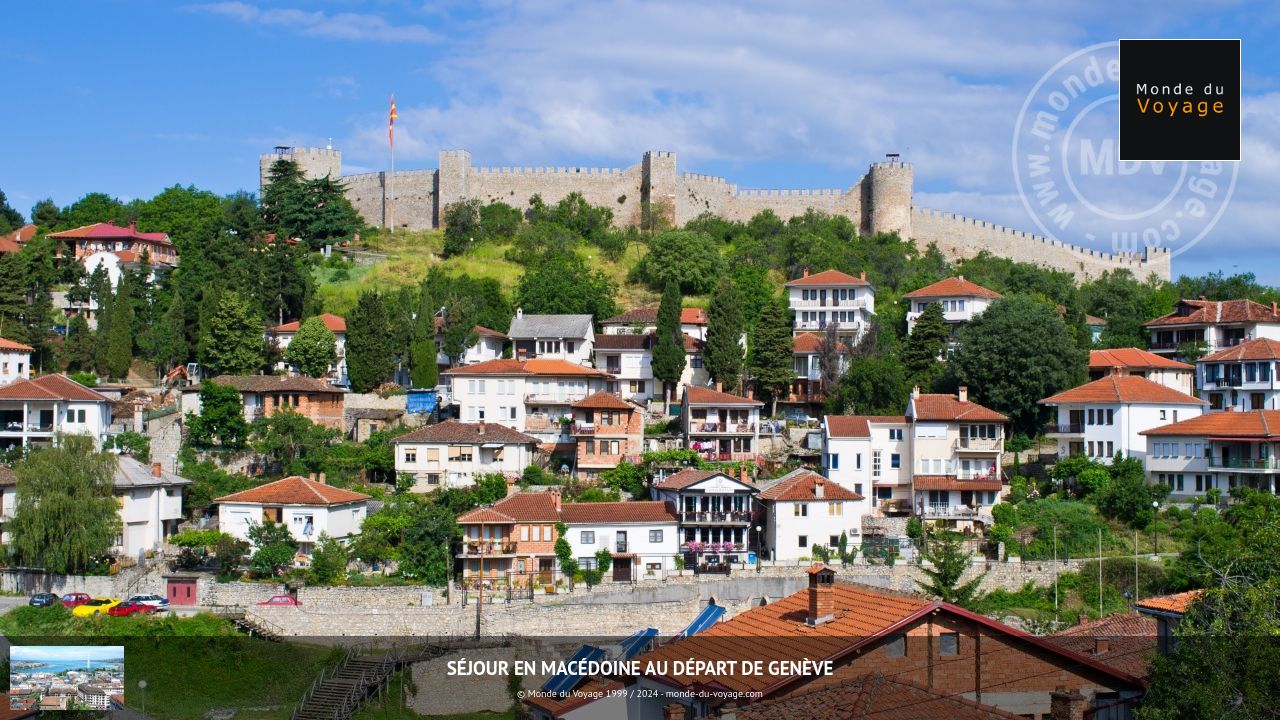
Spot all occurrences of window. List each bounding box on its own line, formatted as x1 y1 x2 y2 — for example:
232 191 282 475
1107 441 1114 456
521 526 529 541
890 453 901 469
580 531 595 544
1106 409 1114 425
427 474 440 485
889 428 904 440
884 634 906 657
855 453 862 469
797 535 808 548
690 355 703 368
794 504 808 517
828 502 842 516
830 453 839 469
854 483 863 495
1160 409 1167 420
542 525 552 541
1088 409 1095 425
830 535 840 547
578 557 597 570
403 450 417 463
649 529 663 543
940 632 959 656
872 451 881 478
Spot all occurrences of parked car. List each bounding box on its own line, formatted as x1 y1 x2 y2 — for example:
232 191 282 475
256 595 301 607
28 593 59 608
71 597 122 617
108 599 159 617
127 594 170 609
60 593 92 608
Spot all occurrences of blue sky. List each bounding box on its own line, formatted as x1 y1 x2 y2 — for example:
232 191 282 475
2 1 1277 281
11 645 124 663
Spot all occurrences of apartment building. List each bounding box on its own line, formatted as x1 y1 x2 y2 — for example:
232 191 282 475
1197 338 1280 411
1088 348 1194 394
181 375 346 429
216 476 370 554
392 420 539 491
785 269 875 344
456 492 562 586
906 387 1007 527
1041 375 1205 463
112 457 190 558
1142 410 1280 498
507 310 594 365
902 276 1003 339
593 334 654 403
682 385 763 462
651 468 757 562
600 306 708 341
569 392 644 479
1143 298 1280 358
0 374 112 451
778 332 848 421
822 415 911 513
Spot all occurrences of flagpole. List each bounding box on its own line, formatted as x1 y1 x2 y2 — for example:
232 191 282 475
388 93 396 232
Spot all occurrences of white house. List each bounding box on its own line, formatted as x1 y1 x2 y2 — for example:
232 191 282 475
1141 410 1280 498
593 334 654 403
559 500 680 581
1197 338 1280 411
1143 298 1280 358
902 276 1003 339
266 313 348 386
822 414 911 512
1042 375 1205 463
785 269 875 345
651 468 757 560
682 385 763 462
0 374 111 451
392 420 539 491
216 475 370 554
779 332 849 421
1089 348 1195 395
600 306 708 341
0 337 32 386
759 469 865 562
112 456 189 559
507 310 594 365
460 326 507 365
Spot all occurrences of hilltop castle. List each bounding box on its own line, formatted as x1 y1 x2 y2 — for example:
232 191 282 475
260 146 1170 282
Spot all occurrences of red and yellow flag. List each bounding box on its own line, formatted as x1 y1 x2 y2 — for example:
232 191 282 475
389 94 398 147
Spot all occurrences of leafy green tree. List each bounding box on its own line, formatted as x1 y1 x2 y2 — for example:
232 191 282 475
0 190 25 233
515 249 617 319
949 296 1085 435
704 277 744 392
554 522 578 581
0 253 28 342
221 191 264 240
750 297 794 416
30 198 61 229
105 278 134 379
198 291 265 376
284 316 337 377
346 291 396 392
479 201 523 241
633 230 723 294
916 531 985 607
247 520 298 577
600 462 649 500
63 314 94 371
186 380 250 449
149 292 188 372
250 409 339 474
652 281 686 413
136 184 224 244
442 199 484 257
826 355 908 415
574 486 622 502
300 176 362 249
110 431 151 463
307 533 349 584
409 334 439 389
901 301 948 387
215 534 250 581
1095 454 1168 528
59 192 127 230
7 435 120 574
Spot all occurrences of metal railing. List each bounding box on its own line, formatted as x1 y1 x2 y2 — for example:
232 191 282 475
1044 423 1084 434
680 510 753 524
955 437 1002 450
1206 457 1280 470
690 422 756 434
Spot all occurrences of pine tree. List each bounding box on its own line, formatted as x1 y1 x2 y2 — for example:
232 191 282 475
651 281 686 413
704 277 744 392
63 314 94 371
198 291 265 376
916 531 985 607
409 303 440 389
902 301 949 388
0 253 27 340
346 291 396 393
106 277 135 379
150 292 188 372
750 297 794 416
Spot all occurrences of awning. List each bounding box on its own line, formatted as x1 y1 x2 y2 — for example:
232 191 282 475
481 442 506 449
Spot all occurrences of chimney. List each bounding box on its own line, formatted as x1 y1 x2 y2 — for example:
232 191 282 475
318 472 326 485
859 270 867 282
478 419 486 436
715 381 723 392
1272 301 1277 315
958 275 964 281
1049 687 1087 720
806 564 836 626
739 464 750 485
1093 637 1109 655
309 473 317 482
802 267 809 278
662 704 686 720
1198 295 1207 301
551 490 562 511
912 385 921 399
746 388 754 400
133 401 145 434
150 462 162 478
814 478 824 499
516 307 524 319
958 386 968 403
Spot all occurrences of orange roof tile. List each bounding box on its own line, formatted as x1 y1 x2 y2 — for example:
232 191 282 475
735 673 1023 720
524 358 612 376
571 391 634 410
682 333 704 352
1135 589 1203 615
902 276 1003 299
441 358 609 377
1140 410 1280 438
653 468 733 490
0 336 34 352
602 307 708 325
559 501 678 524
49 221 171 245
792 332 849 354
215 476 370 506
1090 348 1193 370
457 492 561 524
3 224 37 245
442 358 528 375
1047 614 1158 678
911 393 1007 422
685 385 762 406
824 415 908 438
393 420 538 445
524 678 622 716
1040 375 1204 406
1199 337 1280 362
759 470 863 501
270 313 347 334
1143 299 1280 328
0 374 108 402
785 269 870 287
913 475 1003 491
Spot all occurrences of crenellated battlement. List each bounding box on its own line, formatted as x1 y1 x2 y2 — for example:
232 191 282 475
472 165 626 175
734 187 846 198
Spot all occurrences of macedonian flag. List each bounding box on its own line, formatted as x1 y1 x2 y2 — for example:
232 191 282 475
389 95 398 147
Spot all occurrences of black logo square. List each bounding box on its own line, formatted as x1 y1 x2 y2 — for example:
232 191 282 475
1119 39 1240 161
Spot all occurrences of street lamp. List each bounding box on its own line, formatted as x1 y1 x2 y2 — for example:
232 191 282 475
754 525 763 574
137 679 147 715
1150 500 1160 561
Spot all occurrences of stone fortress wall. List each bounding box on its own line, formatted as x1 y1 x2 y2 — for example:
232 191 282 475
259 146 1171 282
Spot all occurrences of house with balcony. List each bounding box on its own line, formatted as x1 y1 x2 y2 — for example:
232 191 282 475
594 334 654 403
180 375 346 429
682 385 763 462
600 306 708 341
507 309 594 365
903 276 1003 342
49 221 178 286
392 420 539 491
112 456 190 558
216 475 370 555
1042 375 1205 463
560 501 680 581
456 491 563 587
1197 338 1280 411
266 313 348 386
906 387 1007 528
651 468 758 569
1089 348 1194 394
0 337 32 386
569 392 644 480
822 415 911 514
758 469 865 562
1143 298 1280 358
1141 410 1280 498
785 268 875 345
0 374 111 451
780 332 848 421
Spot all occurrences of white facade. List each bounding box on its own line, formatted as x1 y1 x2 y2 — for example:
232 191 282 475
563 518 680 576
1145 299 1280 357
905 294 1000 335
508 311 595 365
1198 342 1280 412
1042 376 1206 464
219 501 366 549
112 459 188 558
595 341 655 403
267 314 349 385
785 270 876 342
0 383 111 450
0 346 32 386
760 470 867 562
460 333 506 365
445 360 612 446
822 417 911 510
394 435 536 491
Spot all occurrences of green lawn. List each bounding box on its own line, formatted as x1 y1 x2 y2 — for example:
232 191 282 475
351 668 517 720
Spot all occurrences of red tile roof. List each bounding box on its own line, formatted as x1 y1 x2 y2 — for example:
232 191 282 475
270 313 346 334
1090 348 1193 370
0 336 34 352
1144 299 1280 328
443 358 610 377
0 236 20 254
0 374 108 402
457 492 561 524
1140 410 1280 438
392 420 538 445
653 468 734 490
1040 375 1204 406
474 325 507 339
1047 614 1158 678
902 276 1003 299
911 393 1007 422
785 269 870 287
824 415 908 438
601 307 708 325
49 221 172 245
685 385 762 406
3 224 38 245
912 475 1003 491
215 476 369 506
571 391 634 410
735 673 1023 720
759 469 863 501
682 333 704 352
205 375 345 394
1199 337 1280 362
558 500 678 524
1135 589 1203 615
792 332 849 354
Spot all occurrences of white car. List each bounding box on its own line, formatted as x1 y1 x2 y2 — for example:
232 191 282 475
128 594 170 609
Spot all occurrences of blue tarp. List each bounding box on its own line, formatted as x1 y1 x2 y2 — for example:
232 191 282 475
678 603 725 638
617 628 659 660
541 644 605 695
406 389 438 415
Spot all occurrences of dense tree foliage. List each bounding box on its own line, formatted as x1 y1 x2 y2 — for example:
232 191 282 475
186 381 250 449
652 281 686 410
632 229 724 294
260 159 362 249
750 297 794 415
346 291 396 392
198 291 265 376
515 248 618 319
284 316 337 377
917 531 985 606
901 301 948 388
704 277 745 392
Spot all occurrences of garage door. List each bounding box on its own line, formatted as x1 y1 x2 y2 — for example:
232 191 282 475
125 522 148 556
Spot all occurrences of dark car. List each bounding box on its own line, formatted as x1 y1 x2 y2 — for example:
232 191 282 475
107 600 158 617
60 592 92 608
28 593 59 608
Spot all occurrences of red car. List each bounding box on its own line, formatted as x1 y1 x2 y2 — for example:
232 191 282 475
107 599 159 617
60 593 92 608
256 595 301 607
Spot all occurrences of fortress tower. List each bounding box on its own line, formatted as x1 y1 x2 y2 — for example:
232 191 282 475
641 150 678 228
258 146 343 191
862 156 913 238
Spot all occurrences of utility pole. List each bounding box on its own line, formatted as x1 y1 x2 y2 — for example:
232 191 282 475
1134 529 1140 604
1053 526 1058 615
1098 528 1103 617
475 521 483 640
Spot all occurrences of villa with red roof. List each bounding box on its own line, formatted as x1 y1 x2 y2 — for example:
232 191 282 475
822 414 912 514
1143 298 1280 358
0 336 33 387
216 475 370 555
392 420 539 491
681 385 763 462
600 305 708 341
903 275 1003 341
651 467 758 565
266 313 349 385
1196 337 1280 411
758 469 866 561
0 374 111 450
1041 375 1205 463
785 269 875 344
1088 347 1194 394
1141 410 1280 497
49 221 177 286
560 500 680 581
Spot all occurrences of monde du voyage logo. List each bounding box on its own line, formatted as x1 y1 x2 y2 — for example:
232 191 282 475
1013 40 1240 259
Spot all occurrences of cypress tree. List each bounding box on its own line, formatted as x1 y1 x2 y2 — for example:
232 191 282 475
651 281 686 414
346 291 396 393
704 277 744 392
902 301 949 388
105 277 134 379
749 297 794 417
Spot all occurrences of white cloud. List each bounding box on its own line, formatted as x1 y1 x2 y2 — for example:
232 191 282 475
187 2 439 43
